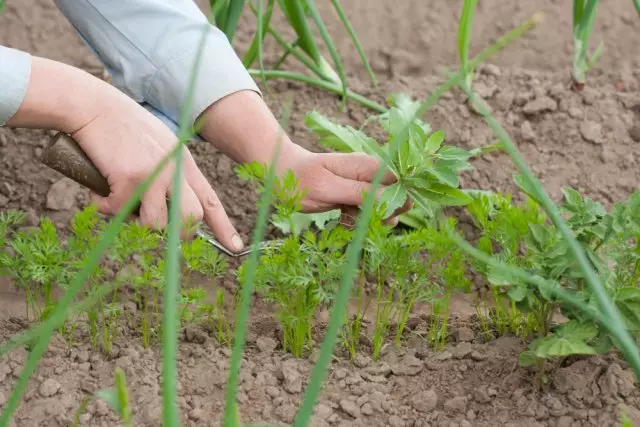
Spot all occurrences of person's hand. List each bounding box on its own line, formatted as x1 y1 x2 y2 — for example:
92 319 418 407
7 56 244 252
278 150 412 226
196 90 410 227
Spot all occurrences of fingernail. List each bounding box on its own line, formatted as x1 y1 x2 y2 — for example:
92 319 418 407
232 234 244 251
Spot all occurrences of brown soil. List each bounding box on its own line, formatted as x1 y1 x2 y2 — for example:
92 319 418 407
1 1 640 426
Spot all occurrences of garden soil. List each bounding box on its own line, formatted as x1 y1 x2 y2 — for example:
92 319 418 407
1 1 640 426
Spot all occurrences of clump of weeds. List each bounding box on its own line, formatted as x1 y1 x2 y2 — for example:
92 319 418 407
237 161 352 357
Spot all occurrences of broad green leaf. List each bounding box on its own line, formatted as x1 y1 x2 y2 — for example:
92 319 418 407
487 264 521 286
508 283 528 302
380 183 408 219
519 350 538 367
533 320 598 359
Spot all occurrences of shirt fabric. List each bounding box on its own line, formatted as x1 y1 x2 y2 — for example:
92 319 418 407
1 0 260 136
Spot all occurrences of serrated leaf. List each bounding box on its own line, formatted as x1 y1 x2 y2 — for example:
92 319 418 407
615 287 640 331
514 173 543 205
487 264 520 286
380 183 408 219
425 130 445 154
304 111 377 154
412 184 472 207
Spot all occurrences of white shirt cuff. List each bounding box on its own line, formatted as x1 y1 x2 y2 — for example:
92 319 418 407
0 46 32 126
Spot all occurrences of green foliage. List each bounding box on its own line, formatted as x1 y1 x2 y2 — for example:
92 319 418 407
94 367 133 427
305 94 473 221
572 0 603 88
466 186 640 376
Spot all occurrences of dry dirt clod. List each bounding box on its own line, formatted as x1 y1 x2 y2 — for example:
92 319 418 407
580 121 604 144
391 354 423 376
353 354 371 369
443 396 468 414
629 124 640 142
280 360 303 394
455 327 475 342
38 378 61 397
256 336 278 353
339 399 360 418
0 194 8 208
521 120 537 142
452 342 473 359
523 96 558 115
410 389 438 413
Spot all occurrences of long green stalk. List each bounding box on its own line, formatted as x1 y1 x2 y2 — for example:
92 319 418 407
242 0 276 69
162 12 217 425
223 99 293 426
634 0 640 17
460 84 640 380
458 0 478 91
330 0 377 87
248 69 386 112
572 0 601 89
292 14 543 426
221 0 247 41
305 0 348 108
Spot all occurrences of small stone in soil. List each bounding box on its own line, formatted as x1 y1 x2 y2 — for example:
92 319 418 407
256 336 278 353
46 178 80 211
0 194 8 208
580 120 603 144
39 378 61 397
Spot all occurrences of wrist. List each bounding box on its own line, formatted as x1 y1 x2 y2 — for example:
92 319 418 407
197 90 312 173
6 56 112 134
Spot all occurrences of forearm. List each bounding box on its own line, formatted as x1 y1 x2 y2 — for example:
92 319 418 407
196 90 310 173
5 54 101 133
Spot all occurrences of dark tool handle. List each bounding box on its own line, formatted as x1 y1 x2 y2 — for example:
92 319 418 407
41 133 112 198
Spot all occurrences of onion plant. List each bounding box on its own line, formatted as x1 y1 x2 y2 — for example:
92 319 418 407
213 0 378 111
572 0 602 90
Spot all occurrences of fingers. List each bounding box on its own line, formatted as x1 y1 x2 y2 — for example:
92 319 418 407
166 176 204 240
184 154 244 252
323 152 397 186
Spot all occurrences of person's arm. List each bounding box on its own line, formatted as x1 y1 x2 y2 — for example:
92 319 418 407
0 46 32 127
53 0 261 131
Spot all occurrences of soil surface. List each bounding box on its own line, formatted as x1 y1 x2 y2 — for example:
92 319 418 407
1 1 640 426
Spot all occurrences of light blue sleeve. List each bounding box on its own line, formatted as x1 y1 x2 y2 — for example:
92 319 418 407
53 0 261 134
0 46 32 126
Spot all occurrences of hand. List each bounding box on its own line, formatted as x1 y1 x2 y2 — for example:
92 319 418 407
197 90 410 227
7 56 244 252
279 150 412 226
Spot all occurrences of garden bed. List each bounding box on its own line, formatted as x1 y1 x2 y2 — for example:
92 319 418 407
1 1 640 426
